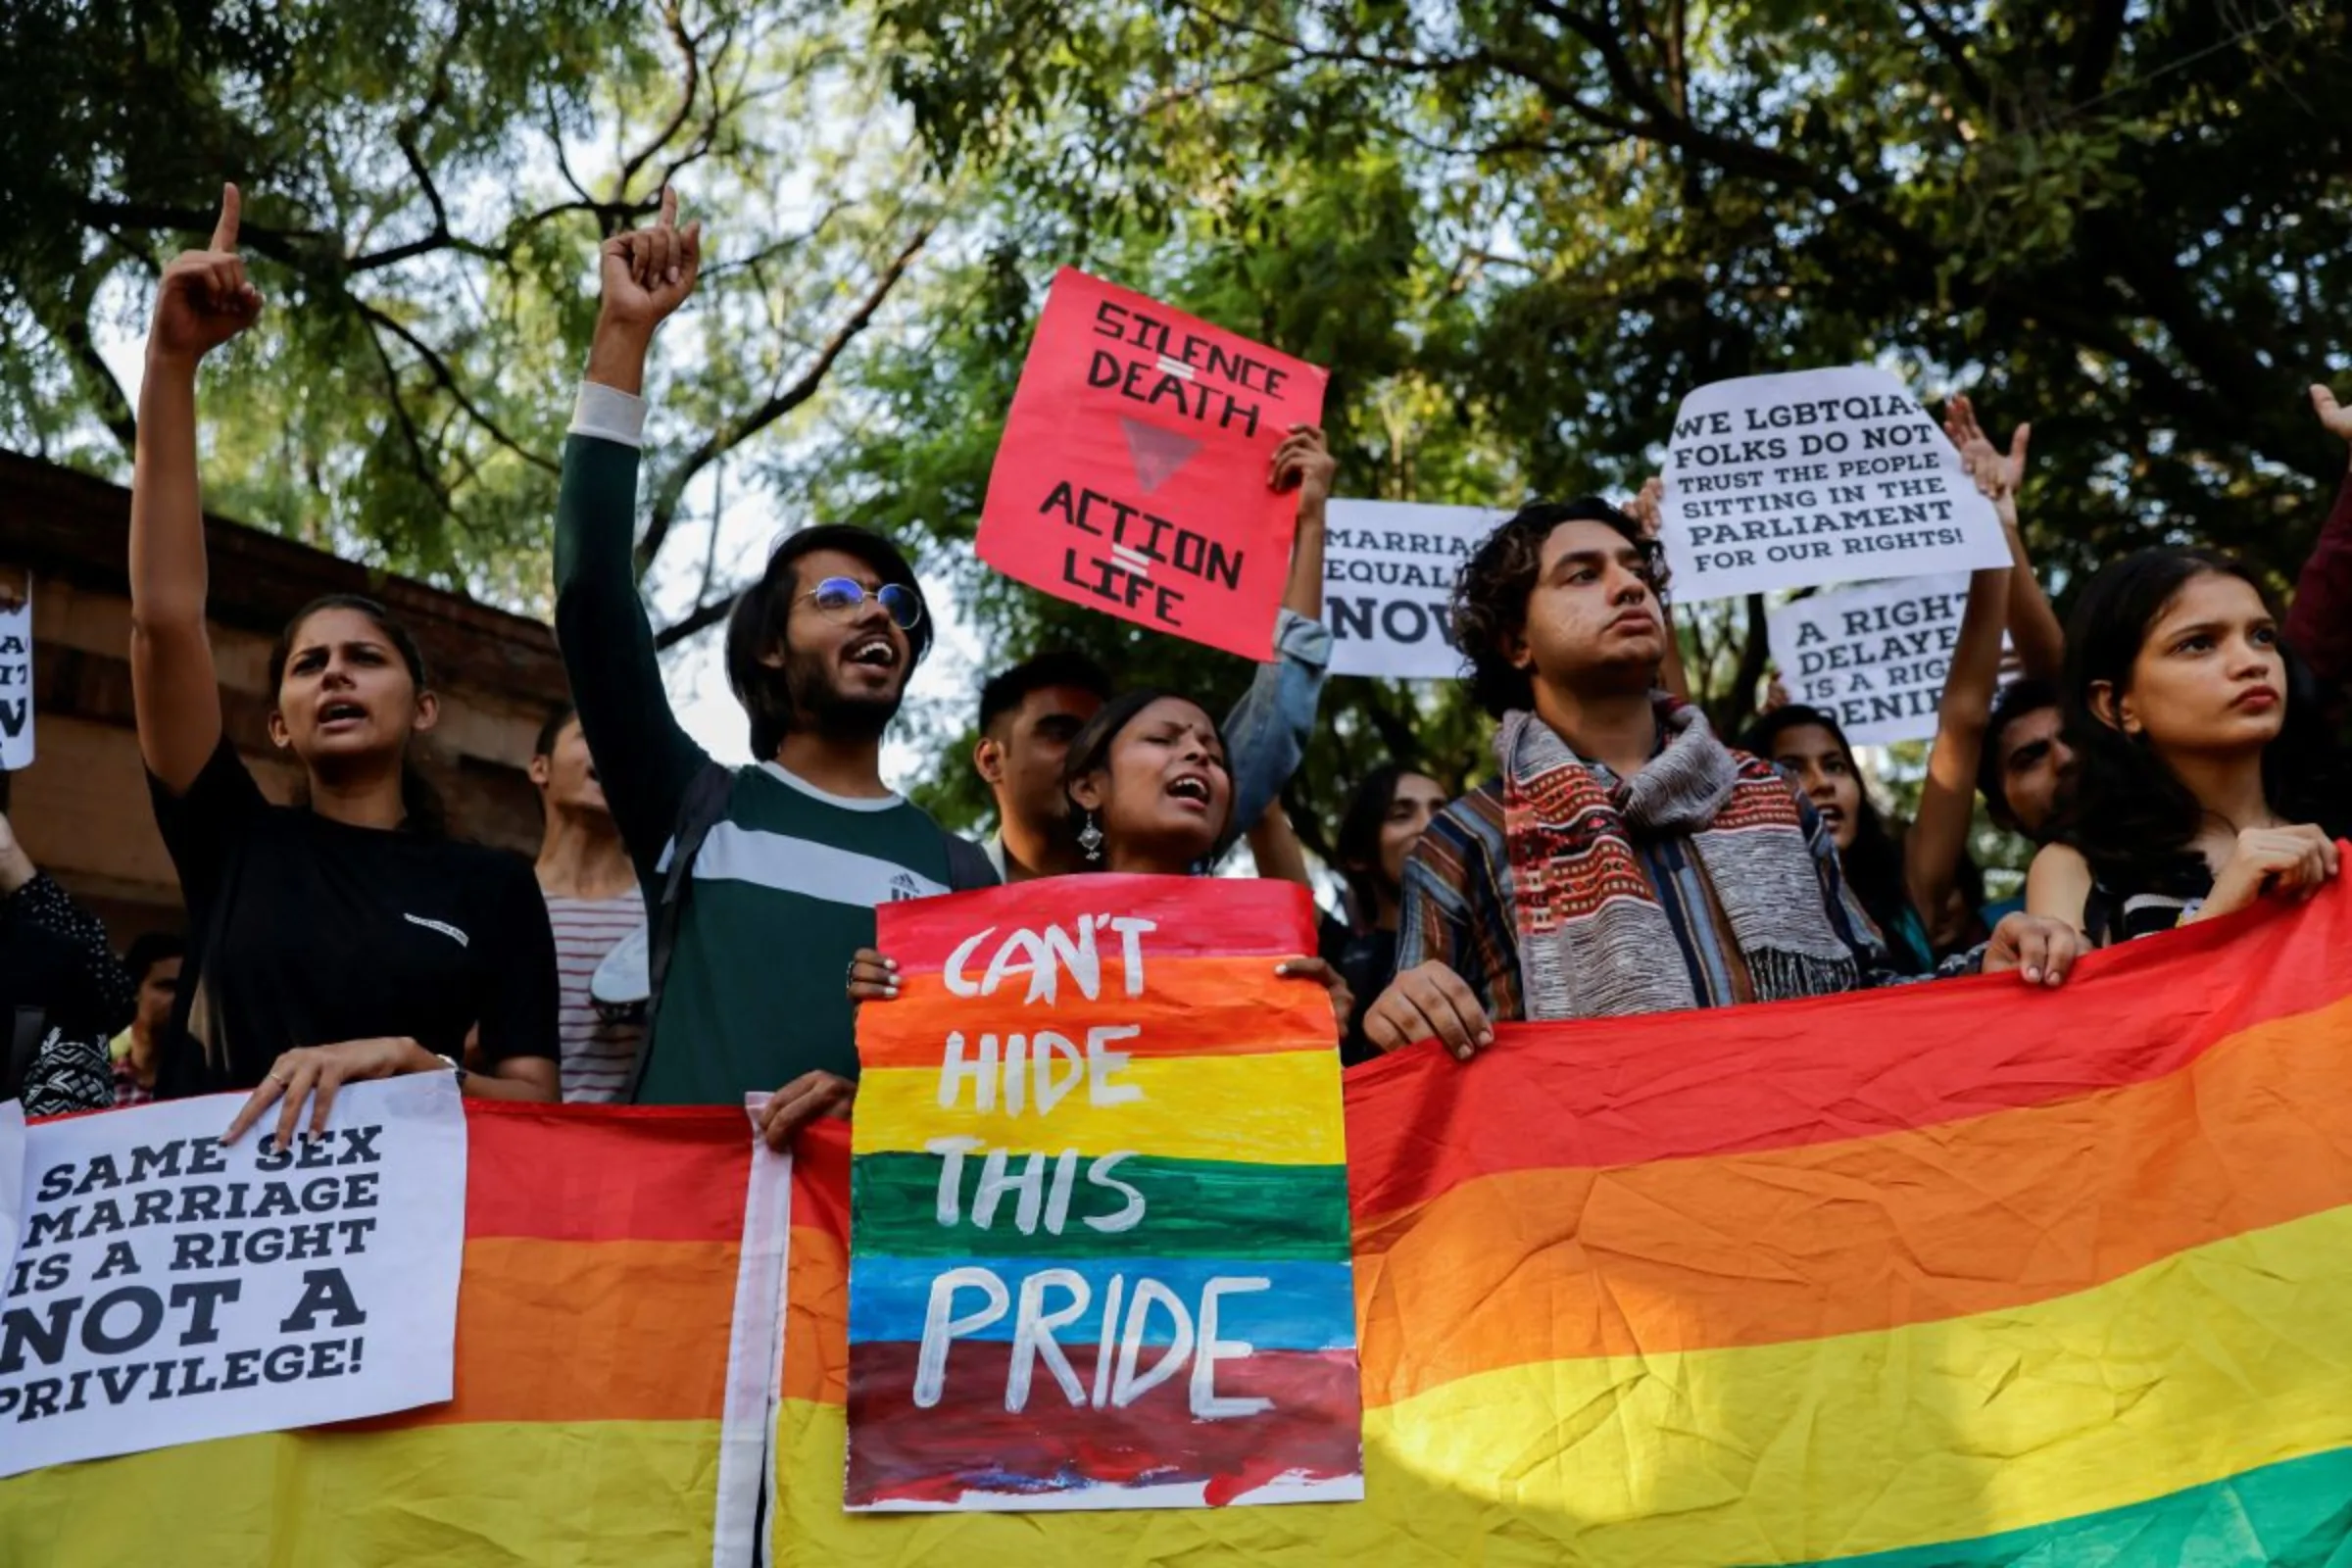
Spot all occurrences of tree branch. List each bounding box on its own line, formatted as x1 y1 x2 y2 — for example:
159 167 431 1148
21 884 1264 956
362 319 458 515
29 279 136 452
636 221 934 574
352 299 560 474
614 4 707 200
653 588 743 651
349 11 472 275
75 199 318 265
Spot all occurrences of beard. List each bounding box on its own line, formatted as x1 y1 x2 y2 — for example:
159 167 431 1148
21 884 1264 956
784 644 904 741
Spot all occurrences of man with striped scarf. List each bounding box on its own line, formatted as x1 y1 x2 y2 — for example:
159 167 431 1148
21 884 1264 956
1361 499 2083 1060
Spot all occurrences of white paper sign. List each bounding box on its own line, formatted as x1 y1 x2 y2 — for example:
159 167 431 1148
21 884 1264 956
1659 367 2010 603
0 1073 466 1475
1768 573 2021 746
1322 500 1502 679
0 592 31 770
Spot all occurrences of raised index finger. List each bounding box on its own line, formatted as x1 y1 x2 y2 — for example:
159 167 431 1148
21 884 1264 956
658 184 679 230
210 182 241 253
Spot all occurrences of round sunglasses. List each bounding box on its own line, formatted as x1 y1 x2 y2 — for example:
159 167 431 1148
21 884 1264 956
799 575 924 631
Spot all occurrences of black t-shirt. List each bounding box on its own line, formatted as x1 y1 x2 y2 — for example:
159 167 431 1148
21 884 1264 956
152 741 558 1097
1319 910 1396 1069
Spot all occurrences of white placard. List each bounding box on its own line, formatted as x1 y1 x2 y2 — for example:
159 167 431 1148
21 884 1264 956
0 592 31 770
0 1073 467 1476
1321 500 1502 679
1768 573 2020 746
1659 367 2010 603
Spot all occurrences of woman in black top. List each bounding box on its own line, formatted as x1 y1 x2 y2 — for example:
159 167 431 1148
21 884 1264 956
129 183 558 1146
2027 547 2345 944
1318 765 1447 1065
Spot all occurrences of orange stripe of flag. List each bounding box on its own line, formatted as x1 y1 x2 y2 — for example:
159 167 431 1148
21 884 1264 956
858 956 1337 1069
1353 993 2352 1406
787 1223 851 1407
343 1237 742 1428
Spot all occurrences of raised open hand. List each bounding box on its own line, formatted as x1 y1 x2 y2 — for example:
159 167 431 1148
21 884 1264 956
597 186 703 334
150 184 263 366
1942 395 2031 501
2311 384 2352 444
1943 394 2027 529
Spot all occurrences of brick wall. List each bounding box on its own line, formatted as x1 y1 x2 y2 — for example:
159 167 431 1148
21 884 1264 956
0 451 572 946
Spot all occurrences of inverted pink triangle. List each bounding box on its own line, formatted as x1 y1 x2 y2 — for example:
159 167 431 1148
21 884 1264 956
1120 417 1203 494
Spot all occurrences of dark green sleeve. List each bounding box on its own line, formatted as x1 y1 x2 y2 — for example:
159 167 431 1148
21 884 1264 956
553 433 710 879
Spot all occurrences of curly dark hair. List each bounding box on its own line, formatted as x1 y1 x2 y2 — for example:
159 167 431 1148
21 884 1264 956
1449 499 1668 717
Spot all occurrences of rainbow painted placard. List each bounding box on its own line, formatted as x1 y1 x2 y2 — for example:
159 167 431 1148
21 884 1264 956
846 874 1362 1510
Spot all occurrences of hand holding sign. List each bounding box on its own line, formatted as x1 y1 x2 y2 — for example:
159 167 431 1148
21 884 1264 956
977 270 1330 661
149 184 263 367
1269 424 1336 504
755 1069 857 1153
224 1036 443 1149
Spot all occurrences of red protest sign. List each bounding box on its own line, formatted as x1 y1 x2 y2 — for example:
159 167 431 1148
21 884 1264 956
976 269 1330 661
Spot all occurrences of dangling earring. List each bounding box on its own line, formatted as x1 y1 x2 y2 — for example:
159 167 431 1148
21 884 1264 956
1078 811 1104 863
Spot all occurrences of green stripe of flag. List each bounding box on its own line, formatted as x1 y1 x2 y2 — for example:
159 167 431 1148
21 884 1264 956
1796 1445 2352 1567
851 1151 1350 1261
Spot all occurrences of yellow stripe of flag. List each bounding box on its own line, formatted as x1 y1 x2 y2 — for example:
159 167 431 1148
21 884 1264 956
2 1420 723 1564
776 1202 2352 1565
852 1050 1347 1164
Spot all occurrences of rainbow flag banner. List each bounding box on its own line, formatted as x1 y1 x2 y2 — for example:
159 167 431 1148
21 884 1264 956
846 874 1363 1509
0 1104 789 1566
779 877 2352 1562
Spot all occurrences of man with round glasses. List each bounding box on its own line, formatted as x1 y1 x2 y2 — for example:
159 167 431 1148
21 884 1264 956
553 190 995 1146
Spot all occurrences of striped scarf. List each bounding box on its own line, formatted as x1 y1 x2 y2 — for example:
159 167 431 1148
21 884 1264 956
1496 700 1859 1019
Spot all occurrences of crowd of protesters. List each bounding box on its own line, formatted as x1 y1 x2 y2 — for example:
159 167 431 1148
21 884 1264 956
5 184 2347 1146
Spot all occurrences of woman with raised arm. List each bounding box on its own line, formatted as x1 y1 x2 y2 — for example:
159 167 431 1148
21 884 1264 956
129 185 558 1146
2025 548 2345 944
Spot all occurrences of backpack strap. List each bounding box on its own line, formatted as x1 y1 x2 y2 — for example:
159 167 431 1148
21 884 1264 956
628 760 737 1102
943 832 1000 893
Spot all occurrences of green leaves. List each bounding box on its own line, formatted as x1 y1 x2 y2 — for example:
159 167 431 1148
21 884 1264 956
833 0 2352 841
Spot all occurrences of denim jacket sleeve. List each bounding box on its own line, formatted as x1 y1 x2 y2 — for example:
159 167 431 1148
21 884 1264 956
1220 609 1333 844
